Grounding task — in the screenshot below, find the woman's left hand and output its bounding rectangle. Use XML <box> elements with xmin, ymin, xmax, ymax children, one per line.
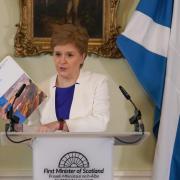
<box><xmin>38</xmin><ymin>121</ymin><xmax>69</xmax><ymax>132</ymax></box>
<box><xmin>38</xmin><ymin>121</ymin><xmax>59</xmax><ymax>132</ymax></box>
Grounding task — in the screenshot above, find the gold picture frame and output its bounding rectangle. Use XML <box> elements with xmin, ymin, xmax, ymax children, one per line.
<box><xmin>14</xmin><ymin>0</ymin><xmax>121</xmax><ymax>58</ymax></box>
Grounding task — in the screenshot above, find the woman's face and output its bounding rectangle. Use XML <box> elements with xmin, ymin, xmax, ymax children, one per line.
<box><xmin>53</xmin><ymin>43</ymin><xmax>85</xmax><ymax>80</ymax></box>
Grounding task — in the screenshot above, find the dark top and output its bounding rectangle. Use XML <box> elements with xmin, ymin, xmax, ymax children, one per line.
<box><xmin>55</xmin><ymin>85</ymin><xmax>75</xmax><ymax>121</ymax></box>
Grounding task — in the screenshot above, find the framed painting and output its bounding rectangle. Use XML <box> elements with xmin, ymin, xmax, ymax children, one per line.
<box><xmin>14</xmin><ymin>0</ymin><xmax>121</xmax><ymax>58</ymax></box>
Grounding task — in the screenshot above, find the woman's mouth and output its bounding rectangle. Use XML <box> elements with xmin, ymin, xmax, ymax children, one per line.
<box><xmin>60</xmin><ymin>67</ymin><xmax>66</xmax><ymax>71</ymax></box>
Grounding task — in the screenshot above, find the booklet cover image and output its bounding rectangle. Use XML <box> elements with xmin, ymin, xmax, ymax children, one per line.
<box><xmin>0</xmin><ymin>56</ymin><xmax>47</xmax><ymax>123</ymax></box>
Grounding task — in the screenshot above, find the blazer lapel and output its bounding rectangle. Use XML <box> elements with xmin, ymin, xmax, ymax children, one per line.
<box><xmin>49</xmin><ymin>75</ymin><xmax>58</xmax><ymax>121</ymax></box>
<box><xmin>70</xmin><ymin>70</ymin><xmax>85</xmax><ymax>119</ymax></box>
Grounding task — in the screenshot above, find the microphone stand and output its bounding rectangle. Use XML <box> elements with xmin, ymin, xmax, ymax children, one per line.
<box><xmin>5</xmin><ymin>95</ymin><xmax>20</xmax><ymax>132</ymax></box>
<box><xmin>5</xmin><ymin>83</ymin><xmax>26</xmax><ymax>132</ymax></box>
<box><xmin>5</xmin><ymin>84</ymin><xmax>32</xmax><ymax>143</ymax></box>
<box><xmin>119</xmin><ymin>85</ymin><xmax>144</xmax><ymax>133</ymax></box>
<box><xmin>129</xmin><ymin>108</ymin><xmax>143</xmax><ymax>132</ymax></box>
<box><xmin>113</xmin><ymin>85</ymin><xmax>145</xmax><ymax>145</ymax></box>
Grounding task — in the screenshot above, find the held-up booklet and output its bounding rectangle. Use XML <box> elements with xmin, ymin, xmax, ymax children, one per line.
<box><xmin>0</xmin><ymin>56</ymin><xmax>47</xmax><ymax>124</ymax></box>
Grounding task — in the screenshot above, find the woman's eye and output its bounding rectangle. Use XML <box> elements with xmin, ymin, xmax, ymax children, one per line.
<box><xmin>67</xmin><ymin>53</ymin><xmax>73</xmax><ymax>57</ymax></box>
<box><xmin>54</xmin><ymin>52</ymin><xmax>61</xmax><ymax>57</ymax></box>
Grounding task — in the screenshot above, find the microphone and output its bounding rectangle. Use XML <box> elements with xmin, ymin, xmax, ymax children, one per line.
<box><xmin>15</xmin><ymin>84</ymin><xmax>26</xmax><ymax>98</ymax></box>
<box><xmin>119</xmin><ymin>85</ymin><xmax>144</xmax><ymax>132</ymax></box>
<box><xmin>119</xmin><ymin>85</ymin><xmax>130</xmax><ymax>100</ymax></box>
<box><xmin>6</xmin><ymin>83</ymin><xmax>26</xmax><ymax>132</ymax></box>
<box><xmin>119</xmin><ymin>85</ymin><xmax>138</xmax><ymax>111</ymax></box>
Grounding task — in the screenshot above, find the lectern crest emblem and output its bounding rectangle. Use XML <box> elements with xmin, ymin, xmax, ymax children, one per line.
<box><xmin>58</xmin><ymin>151</ymin><xmax>90</xmax><ymax>168</ymax></box>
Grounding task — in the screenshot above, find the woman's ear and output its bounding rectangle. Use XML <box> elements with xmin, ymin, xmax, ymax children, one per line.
<box><xmin>81</xmin><ymin>53</ymin><xmax>86</xmax><ymax>63</ymax></box>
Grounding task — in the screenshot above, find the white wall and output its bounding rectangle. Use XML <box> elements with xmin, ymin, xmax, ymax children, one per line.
<box><xmin>0</xmin><ymin>0</ymin><xmax>155</xmax><ymax>176</ymax></box>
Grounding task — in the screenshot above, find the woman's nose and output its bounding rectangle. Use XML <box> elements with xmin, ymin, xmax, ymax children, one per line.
<box><xmin>58</xmin><ymin>55</ymin><xmax>67</xmax><ymax>63</ymax></box>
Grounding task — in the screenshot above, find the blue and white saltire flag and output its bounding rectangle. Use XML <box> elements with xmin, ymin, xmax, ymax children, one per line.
<box><xmin>116</xmin><ymin>0</ymin><xmax>174</xmax><ymax>137</ymax></box>
<box><xmin>116</xmin><ymin>0</ymin><xmax>180</xmax><ymax>179</ymax></box>
<box><xmin>153</xmin><ymin>0</ymin><xmax>180</xmax><ymax>179</ymax></box>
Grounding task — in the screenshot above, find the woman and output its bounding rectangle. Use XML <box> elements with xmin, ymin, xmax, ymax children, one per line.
<box><xmin>31</xmin><ymin>24</ymin><xmax>110</xmax><ymax>132</ymax></box>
